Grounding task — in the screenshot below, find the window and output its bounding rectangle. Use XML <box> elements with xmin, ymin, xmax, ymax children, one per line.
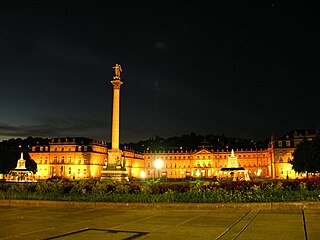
<box><xmin>286</xmin><ymin>141</ymin><xmax>290</xmax><ymax>147</ymax></box>
<box><xmin>53</xmin><ymin>156</ymin><xmax>57</xmax><ymax>163</ymax></box>
<box><xmin>67</xmin><ymin>156</ymin><xmax>71</xmax><ymax>163</ymax></box>
<box><xmin>61</xmin><ymin>156</ymin><xmax>64</xmax><ymax>163</ymax></box>
<box><xmin>278</xmin><ymin>141</ymin><xmax>283</xmax><ymax>147</ymax></box>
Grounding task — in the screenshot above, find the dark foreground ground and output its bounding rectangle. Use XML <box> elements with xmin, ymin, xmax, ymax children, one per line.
<box><xmin>0</xmin><ymin>200</ymin><xmax>319</xmax><ymax>240</ymax></box>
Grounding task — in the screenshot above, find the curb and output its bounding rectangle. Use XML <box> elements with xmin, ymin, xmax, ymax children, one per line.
<box><xmin>1</xmin><ymin>200</ymin><xmax>320</xmax><ymax>210</ymax></box>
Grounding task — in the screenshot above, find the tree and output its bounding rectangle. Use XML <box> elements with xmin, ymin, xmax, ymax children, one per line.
<box><xmin>291</xmin><ymin>135</ymin><xmax>320</xmax><ymax>178</ymax></box>
<box><xmin>0</xmin><ymin>147</ymin><xmax>37</xmax><ymax>174</ymax></box>
<box><xmin>309</xmin><ymin>134</ymin><xmax>320</xmax><ymax>172</ymax></box>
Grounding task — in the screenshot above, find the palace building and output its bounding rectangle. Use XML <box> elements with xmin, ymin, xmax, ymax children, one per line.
<box><xmin>28</xmin><ymin>65</ymin><xmax>318</xmax><ymax>181</ymax></box>
<box><xmin>29</xmin><ymin>128</ymin><xmax>317</xmax><ymax>181</ymax></box>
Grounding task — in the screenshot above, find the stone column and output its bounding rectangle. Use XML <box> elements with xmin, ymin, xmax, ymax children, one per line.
<box><xmin>101</xmin><ymin>64</ymin><xmax>128</xmax><ymax>181</ymax></box>
<box><xmin>111</xmin><ymin>79</ymin><xmax>123</xmax><ymax>150</ymax></box>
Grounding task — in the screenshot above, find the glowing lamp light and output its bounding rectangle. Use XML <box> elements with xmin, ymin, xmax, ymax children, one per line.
<box><xmin>257</xmin><ymin>169</ymin><xmax>262</xmax><ymax>176</ymax></box>
<box><xmin>140</xmin><ymin>171</ymin><xmax>146</xmax><ymax>178</ymax></box>
<box><xmin>154</xmin><ymin>159</ymin><xmax>163</xmax><ymax>169</ymax></box>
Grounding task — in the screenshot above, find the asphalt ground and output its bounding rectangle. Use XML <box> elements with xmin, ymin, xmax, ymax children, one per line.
<box><xmin>0</xmin><ymin>200</ymin><xmax>319</xmax><ymax>240</ymax></box>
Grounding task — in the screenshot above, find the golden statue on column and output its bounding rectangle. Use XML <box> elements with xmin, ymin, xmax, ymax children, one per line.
<box><xmin>100</xmin><ymin>63</ymin><xmax>128</xmax><ymax>181</ymax></box>
<box><xmin>112</xmin><ymin>64</ymin><xmax>122</xmax><ymax>79</ymax></box>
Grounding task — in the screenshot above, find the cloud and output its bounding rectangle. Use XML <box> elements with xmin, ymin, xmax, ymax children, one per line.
<box><xmin>0</xmin><ymin>117</ymin><xmax>107</xmax><ymax>140</ymax></box>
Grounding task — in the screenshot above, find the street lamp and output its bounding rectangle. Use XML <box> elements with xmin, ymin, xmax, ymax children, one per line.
<box><xmin>140</xmin><ymin>170</ymin><xmax>146</xmax><ymax>179</ymax></box>
<box><xmin>154</xmin><ymin>159</ymin><xmax>163</xmax><ymax>180</ymax></box>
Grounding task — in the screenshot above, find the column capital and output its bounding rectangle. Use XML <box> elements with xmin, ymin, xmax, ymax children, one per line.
<box><xmin>111</xmin><ymin>79</ymin><xmax>123</xmax><ymax>89</ymax></box>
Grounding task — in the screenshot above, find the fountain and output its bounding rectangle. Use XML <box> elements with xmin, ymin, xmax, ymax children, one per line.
<box><xmin>220</xmin><ymin>149</ymin><xmax>250</xmax><ymax>181</ymax></box>
<box><xmin>7</xmin><ymin>152</ymin><xmax>35</xmax><ymax>182</ymax></box>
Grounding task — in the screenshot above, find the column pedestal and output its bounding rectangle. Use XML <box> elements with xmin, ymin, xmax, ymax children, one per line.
<box><xmin>101</xmin><ymin>149</ymin><xmax>128</xmax><ymax>182</ymax></box>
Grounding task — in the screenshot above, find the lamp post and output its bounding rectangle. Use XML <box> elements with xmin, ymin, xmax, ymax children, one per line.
<box><xmin>154</xmin><ymin>159</ymin><xmax>163</xmax><ymax>180</ymax></box>
<box><xmin>140</xmin><ymin>170</ymin><xmax>146</xmax><ymax>180</ymax></box>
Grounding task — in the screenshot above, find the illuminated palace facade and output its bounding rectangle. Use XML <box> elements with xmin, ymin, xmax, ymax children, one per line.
<box><xmin>29</xmin><ymin>129</ymin><xmax>317</xmax><ymax>181</ymax></box>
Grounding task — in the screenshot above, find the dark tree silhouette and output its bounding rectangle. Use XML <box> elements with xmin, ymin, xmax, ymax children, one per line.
<box><xmin>291</xmin><ymin>135</ymin><xmax>320</xmax><ymax>178</ymax></box>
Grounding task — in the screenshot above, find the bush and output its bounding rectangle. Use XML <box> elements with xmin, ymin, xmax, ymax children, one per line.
<box><xmin>0</xmin><ymin>178</ymin><xmax>320</xmax><ymax>203</ymax></box>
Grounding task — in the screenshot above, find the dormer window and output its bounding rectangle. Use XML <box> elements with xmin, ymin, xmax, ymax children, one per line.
<box><xmin>286</xmin><ymin>141</ymin><xmax>290</xmax><ymax>147</ymax></box>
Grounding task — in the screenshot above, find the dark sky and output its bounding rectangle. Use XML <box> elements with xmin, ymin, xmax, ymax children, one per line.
<box><xmin>0</xmin><ymin>1</ymin><xmax>319</xmax><ymax>143</ymax></box>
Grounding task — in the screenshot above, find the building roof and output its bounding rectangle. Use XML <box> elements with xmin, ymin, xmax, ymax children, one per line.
<box><xmin>277</xmin><ymin>129</ymin><xmax>317</xmax><ymax>140</ymax></box>
<box><xmin>50</xmin><ymin>137</ymin><xmax>107</xmax><ymax>146</ymax></box>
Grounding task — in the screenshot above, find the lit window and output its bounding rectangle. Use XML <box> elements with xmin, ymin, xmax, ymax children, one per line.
<box><xmin>286</xmin><ymin>141</ymin><xmax>290</xmax><ymax>147</ymax></box>
<box><xmin>278</xmin><ymin>141</ymin><xmax>283</xmax><ymax>147</ymax></box>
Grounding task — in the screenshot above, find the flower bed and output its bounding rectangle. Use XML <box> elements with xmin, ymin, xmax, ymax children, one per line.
<box><xmin>0</xmin><ymin>178</ymin><xmax>320</xmax><ymax>203</ymax></box>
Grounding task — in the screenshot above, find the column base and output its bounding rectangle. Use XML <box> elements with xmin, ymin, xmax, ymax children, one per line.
<box><xmin>100</xmin><ymin>169</ymin><xmax>129</xmax><ymax>182</ymax></box>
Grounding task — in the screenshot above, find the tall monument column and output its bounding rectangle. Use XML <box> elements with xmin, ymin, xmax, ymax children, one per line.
<box><xmin>101</xmin><ymin>63</ymin><xmax>128</xmax><ymax>181</ymax></box>
<box><xmin>111</xmin><ymin>77</ymin><xmax>123</xmax><ymax>150</ymax></box>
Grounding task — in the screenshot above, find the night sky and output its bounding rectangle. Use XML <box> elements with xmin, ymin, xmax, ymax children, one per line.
<box><xmin>0</xmin><ymin>1</ymin><xmax>319</xmax><ymax>144</ymax></box>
